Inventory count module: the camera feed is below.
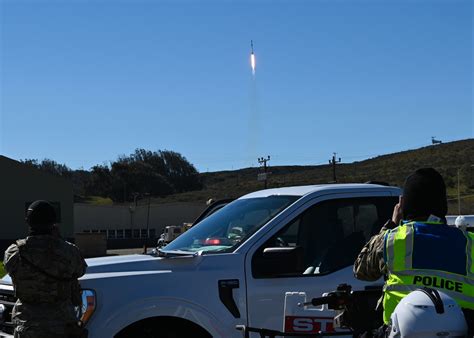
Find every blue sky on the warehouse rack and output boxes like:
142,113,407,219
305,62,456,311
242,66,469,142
1,0,472,172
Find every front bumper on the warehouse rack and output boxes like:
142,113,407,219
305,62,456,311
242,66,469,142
0,284,15,337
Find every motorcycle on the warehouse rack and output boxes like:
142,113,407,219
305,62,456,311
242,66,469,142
236,284,472,338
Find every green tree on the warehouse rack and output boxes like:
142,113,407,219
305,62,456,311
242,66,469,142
159,150,202,192
22,158,72,179
85,165,113,197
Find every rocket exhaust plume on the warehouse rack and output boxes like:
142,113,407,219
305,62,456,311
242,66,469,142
250,54,256,75
250,40,256,75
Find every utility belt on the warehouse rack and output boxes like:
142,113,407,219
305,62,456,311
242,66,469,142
15,289,73,304
15,282,81,305
16,279,82,305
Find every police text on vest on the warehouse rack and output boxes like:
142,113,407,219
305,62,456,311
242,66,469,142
413,276,463,293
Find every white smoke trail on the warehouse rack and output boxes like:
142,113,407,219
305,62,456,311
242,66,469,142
247,59,260,163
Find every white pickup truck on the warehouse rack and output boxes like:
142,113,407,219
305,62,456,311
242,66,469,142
0,183,400,338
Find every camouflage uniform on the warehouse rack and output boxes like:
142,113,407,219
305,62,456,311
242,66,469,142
353,220,395,281
4,235,87,338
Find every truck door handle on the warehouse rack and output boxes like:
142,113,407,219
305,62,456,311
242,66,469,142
218,279,240,318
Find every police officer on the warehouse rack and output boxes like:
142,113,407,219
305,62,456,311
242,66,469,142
354,168,474,330
4,200,87,338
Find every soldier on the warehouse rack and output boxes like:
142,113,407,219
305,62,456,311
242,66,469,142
4,200,87,338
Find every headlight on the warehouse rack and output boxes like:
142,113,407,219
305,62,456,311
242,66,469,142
76,289,96,325
0,304,6,325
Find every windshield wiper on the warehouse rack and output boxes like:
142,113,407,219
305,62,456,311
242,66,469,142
157,249,197,258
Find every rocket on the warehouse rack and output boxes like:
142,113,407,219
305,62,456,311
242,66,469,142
250,40,256,74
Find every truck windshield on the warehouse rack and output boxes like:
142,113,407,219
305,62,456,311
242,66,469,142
163,195,299,254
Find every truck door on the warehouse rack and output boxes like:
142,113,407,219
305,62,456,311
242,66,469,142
244,193,398,334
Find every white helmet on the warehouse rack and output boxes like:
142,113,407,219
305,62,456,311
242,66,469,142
388,288,467,337
455,216,471,231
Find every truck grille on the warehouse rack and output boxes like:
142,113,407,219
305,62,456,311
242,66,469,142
0,290,16,335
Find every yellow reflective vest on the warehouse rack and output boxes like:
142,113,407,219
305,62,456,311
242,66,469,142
382,221,474,324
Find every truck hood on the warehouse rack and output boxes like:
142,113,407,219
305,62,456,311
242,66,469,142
86,254,156,268
79,254,179,280
1,254,197,285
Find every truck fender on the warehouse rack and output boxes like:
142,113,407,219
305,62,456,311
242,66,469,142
88,297,236,338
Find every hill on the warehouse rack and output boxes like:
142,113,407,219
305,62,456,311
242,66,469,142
155,139,474,214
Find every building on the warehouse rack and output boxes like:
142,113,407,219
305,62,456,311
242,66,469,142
0,156,74,254
0,155,207,252
74,202,205,249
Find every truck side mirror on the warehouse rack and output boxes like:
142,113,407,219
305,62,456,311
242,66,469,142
252,246,305,278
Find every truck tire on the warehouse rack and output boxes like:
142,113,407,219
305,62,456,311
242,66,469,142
115,317,211,338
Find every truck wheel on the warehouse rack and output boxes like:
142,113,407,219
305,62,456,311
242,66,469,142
115,317,211,338
117,326,209,338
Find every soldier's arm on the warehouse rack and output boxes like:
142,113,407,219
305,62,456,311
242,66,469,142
3,244,20,276
77,255,87,277
354,199,402,281
74,248,88,278
353,227,388,281
65,241,88,278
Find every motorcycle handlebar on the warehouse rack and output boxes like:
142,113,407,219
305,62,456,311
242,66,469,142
300,294,340,307
311,295,333,306
300,292,351,310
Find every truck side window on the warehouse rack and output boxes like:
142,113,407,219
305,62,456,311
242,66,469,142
264,218,300,248
252,196,397,278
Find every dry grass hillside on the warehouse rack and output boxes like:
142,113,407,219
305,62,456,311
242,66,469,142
154,139,474,214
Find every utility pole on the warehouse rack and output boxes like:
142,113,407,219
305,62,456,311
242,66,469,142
329,153,341,183
130,192,140,234
143,193,151,254
258,156,271,189
123,182,127,203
